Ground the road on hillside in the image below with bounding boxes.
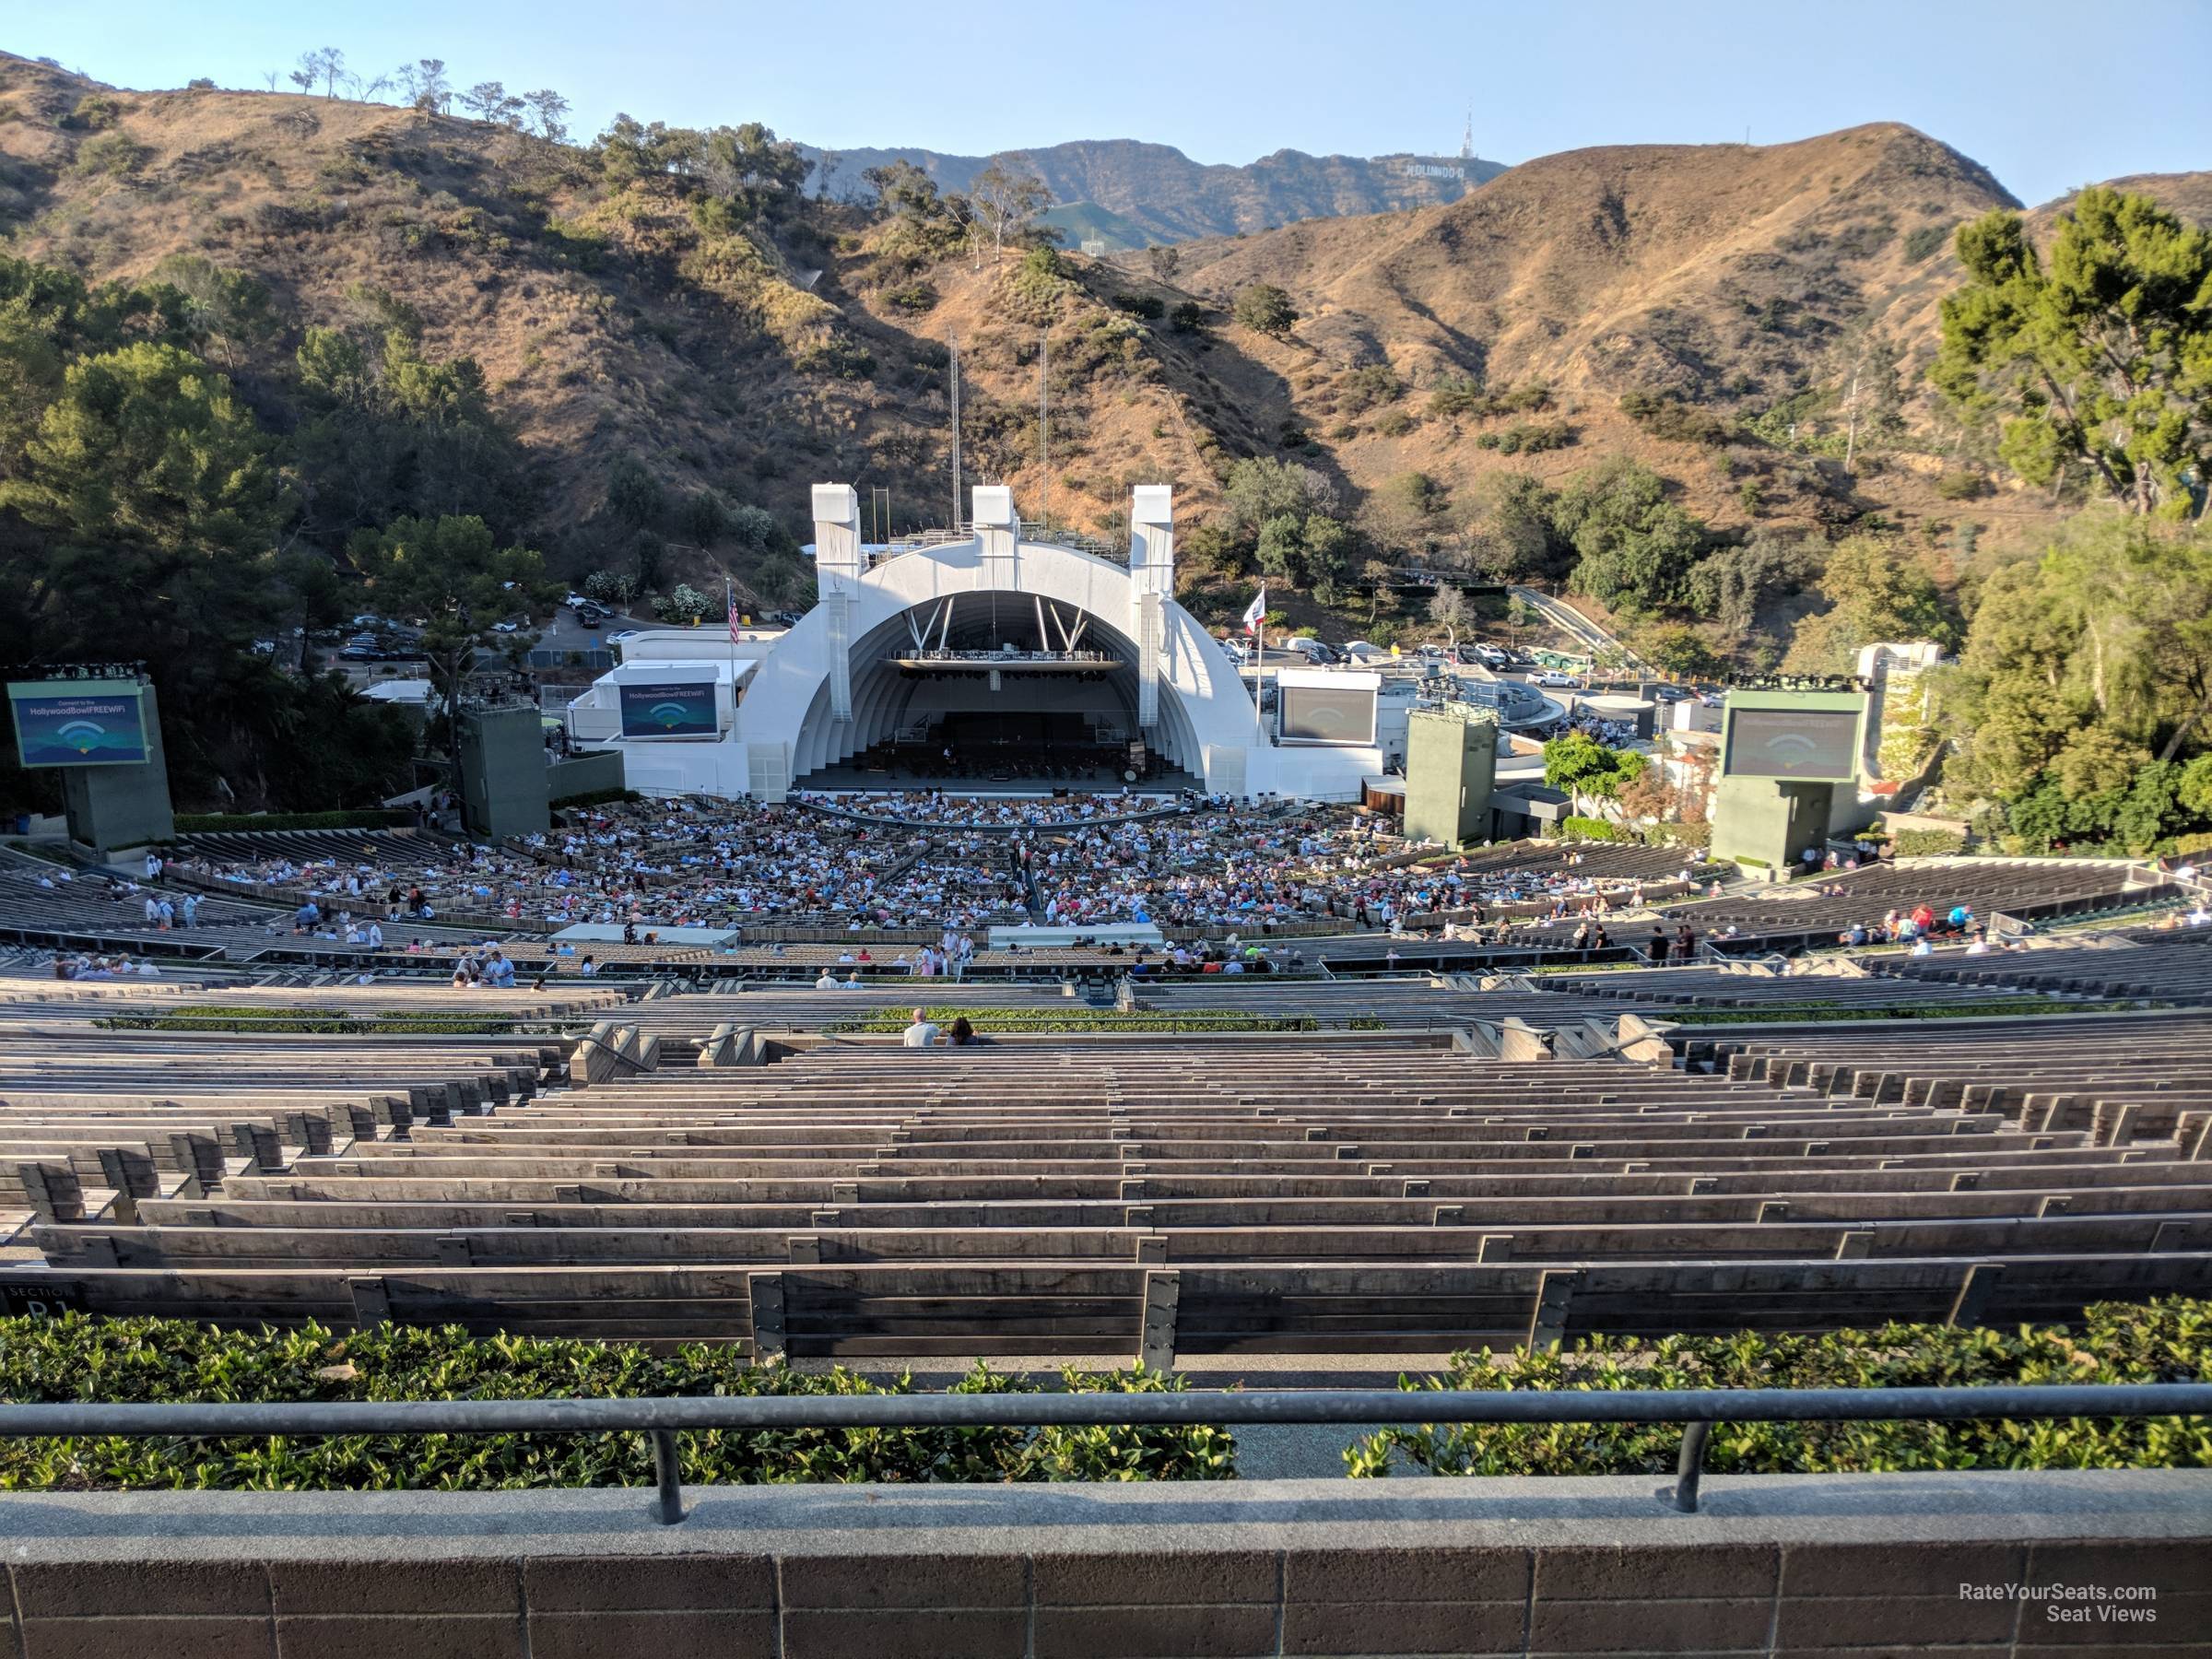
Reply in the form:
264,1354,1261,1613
1507,585,1644,669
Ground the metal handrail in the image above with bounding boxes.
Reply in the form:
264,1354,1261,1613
0,1383,2202,1526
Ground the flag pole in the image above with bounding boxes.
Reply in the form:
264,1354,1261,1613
1252,591,1264,740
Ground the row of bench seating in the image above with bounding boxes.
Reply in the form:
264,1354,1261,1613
2,996,2204,1359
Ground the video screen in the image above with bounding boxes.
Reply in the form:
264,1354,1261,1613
1279,684,1377,746
8,681,149,768
1724,708,1859,780
618,680,718,737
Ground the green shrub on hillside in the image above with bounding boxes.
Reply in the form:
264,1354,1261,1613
1558,816,1622,841
1347,1297,2212,1477
1892,827,1968,856
0,1317,1234,1489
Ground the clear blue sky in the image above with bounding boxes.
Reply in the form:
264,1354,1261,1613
13,0,2206,206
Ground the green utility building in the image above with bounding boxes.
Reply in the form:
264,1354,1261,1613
1404,706,1498,849
1709,688,1870,872
457,704,551,842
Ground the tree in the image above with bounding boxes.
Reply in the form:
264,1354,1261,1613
0,342,288,706
968,159,1051,265
1947,517,2212,804
692,123,808,224
460,81,524,128
1684,529,1815,636
866,159,942,220
604,453,665,532
1635,621,1724,681
1543,730,1647,816
148,254,276,370
1934,186,2212,517
811,149,841,200
1551,458,1706,615
653,582,713,625
289,48,346,98
1147,246,1181,285
582,568,639,610
347,513,553,757
1829,318,1903,474
1429,586,1472,652
1470,472,1569,583
394,59,451,121
1222,456,1338,537
1783,535,1957,675
1232,283,1297,336
521,89,571,146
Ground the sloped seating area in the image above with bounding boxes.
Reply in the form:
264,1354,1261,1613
1528,962,2057,1011
1668,1008,2212,1148
1661,858,2148,947
1876,922,2212,1003
4,1004,2204,1359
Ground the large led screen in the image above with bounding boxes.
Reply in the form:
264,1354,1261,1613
618,680,718,737
1278,684,1378,747
1724,708,1860,781
7,681,150,768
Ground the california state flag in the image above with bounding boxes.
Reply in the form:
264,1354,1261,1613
1241,589,1266,635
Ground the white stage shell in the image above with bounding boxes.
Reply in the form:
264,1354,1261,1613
564,485,1385,802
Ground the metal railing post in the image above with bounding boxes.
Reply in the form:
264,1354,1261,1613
650,1429,685,1524
1669,1419,1712,1512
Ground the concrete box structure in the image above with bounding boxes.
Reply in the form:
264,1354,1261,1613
457,705,550,841
54,681,175,853
1405,705,1499,848
1711,689,1871,869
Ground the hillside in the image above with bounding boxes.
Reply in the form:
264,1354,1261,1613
2,52,2202,615
804,139,1510,248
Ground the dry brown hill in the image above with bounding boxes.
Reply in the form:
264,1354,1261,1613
2,52,2203,604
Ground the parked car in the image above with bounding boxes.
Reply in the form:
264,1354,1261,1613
1533,670,1583,688
491,619,525,634
1283,637,1338,665
574,603,611,627
606,629,641,645
565,592,590,608
1652,684,1693,703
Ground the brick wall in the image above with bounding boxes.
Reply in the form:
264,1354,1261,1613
2,1470,2205,1657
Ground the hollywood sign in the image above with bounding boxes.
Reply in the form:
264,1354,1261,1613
1397,161,1465,181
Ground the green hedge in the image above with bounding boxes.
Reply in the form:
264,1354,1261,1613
1559,816,1622,842
1893,828,1969,857
1347,1297,2211,1477
171,810,413,834
818,1007,1371,1035
93,1006,542,1035
0,1316,1233,1490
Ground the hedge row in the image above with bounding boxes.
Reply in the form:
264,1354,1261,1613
96,1016,535,1035
0,1317,1232,1490
171,810,414,833
93,1005,543,1036
1,1302,2202,1492
1347,1296,2210,1477
818,1008,1354,1034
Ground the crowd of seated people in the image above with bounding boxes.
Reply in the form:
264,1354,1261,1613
791,788,1181,830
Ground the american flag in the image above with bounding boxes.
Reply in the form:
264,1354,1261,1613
726,579,741,642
